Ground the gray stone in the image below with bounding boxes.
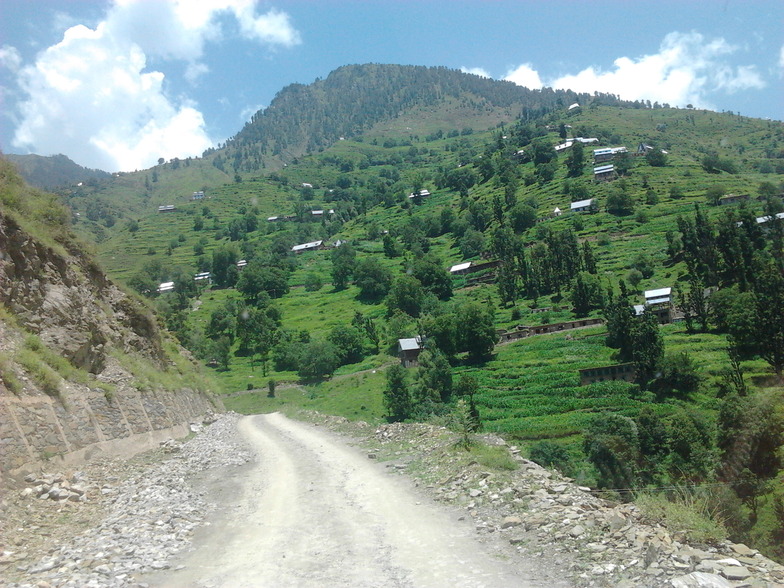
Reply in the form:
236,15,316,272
720,566,752,581
670,571,733,588
501,516,522,529
569,524,585,537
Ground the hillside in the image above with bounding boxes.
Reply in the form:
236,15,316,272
4,153,109,191
13,64,784,560
0,158,222,475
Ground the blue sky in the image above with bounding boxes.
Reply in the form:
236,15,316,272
1,0,782,172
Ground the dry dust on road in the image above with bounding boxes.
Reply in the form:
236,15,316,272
146,413,558,588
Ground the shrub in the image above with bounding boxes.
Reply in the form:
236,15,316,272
529,440,571,471
636,490,727,544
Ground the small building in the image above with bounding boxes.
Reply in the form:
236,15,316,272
568,102,581,111
756,212,784,226
398,336,424,368
574,137,599,144
718,194,750,206
157,281,174,293
267,216,281,222
191,191,205,200
236,259,248,269
579,363,636,386
644,287,673,324
593,164,616,182
311,209,335,217
570,198,595,213
408,189,431,199
636,143,654,155
157,205,176,213
301,183,313,188
552,207,562,217
449,261,473,275
291,240,324,253
593,147,627,163
194,272,211,283
555,140,574,152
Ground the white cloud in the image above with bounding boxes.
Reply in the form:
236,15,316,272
460,67,491,78
10,0,301,171
503,63,543,89
502,32,766,109
779,45,784,71
547,32,765,107
0,45,22,72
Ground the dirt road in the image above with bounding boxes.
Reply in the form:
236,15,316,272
146,413,556,588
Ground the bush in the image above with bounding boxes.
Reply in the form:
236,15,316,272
529,440,571,471
636,490,727,544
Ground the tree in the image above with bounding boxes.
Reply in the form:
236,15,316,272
211,244,240,288
416,349,453,405
570,272,604,317
565,141,585,177
236,305,278,374
645,149,667,167
508,203,537,233
454,374,480,431
456,302,497,362
297,339,340,379
652,352,701,397
327,324,365,365
386,274,425,317
411,255,452,300
583,414,640,491
331,242,356,290
236,262,289,301
353,257,393,300
384,364,412,422
629,311,664,386
606,188,635,216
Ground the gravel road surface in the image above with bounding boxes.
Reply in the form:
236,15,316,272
147,413,544,588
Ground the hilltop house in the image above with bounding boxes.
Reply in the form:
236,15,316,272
579,363,636,386
408,189,431,199
157,205,176,213
191,191,205,200
157,281,174,293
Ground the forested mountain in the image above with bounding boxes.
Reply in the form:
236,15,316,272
221,64,634,172
4,153,109,191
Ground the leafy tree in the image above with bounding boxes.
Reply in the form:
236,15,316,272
583,413,640,490
211,244,240,288
386,274,425,318
456,302,497,362
304,272,323,292
236,305,278,374
331,242,356,290
384,364,412,422
635,407,669,484
529,440,571,471
630,311,664,386
665,408,715,481
705,185,726,206
454,374,480,431
327,324,365,365
411,255,452,300
236,261,289,301
606,188,635,216
297,339,340,379
652,352,701,397
604,294,636,352
508,203,537,233
570,271,604,317
645,149,667,167
416,349,453,404
458,228,485,259
353,257,393,300
565,141,585,177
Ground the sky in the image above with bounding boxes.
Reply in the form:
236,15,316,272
1,0,782,173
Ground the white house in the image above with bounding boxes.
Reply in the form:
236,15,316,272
449,261,473,275
157,281,174,293
292,240,324,253
157,205,176,213
593,147,627,163
594,164,616,182
570,198,595,212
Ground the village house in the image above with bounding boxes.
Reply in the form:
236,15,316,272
398,336,424,368
570,198,596,213
408,189,431,199
157,205,176,213
157,281,174,293
291,240,324,253
593,164,616,182
644,287,673,324
191,191,205,200
593,147,627,163
718,193,750,206
449,259,502,276
236,259,248,269
579,363,636,386
194,272,211,284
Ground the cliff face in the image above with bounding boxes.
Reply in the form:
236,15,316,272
0,209,220,475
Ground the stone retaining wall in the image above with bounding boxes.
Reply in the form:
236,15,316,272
0,385,219,476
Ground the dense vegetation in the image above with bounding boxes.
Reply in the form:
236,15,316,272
7,64,784,560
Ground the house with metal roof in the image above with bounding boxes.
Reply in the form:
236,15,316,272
398,336,424,367
593,164,616,182
157,281,175,293
644,287,673,323
291,240,324,253
593,147,627,163
570,198,595,213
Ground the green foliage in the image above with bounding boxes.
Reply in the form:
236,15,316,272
384,363,412,422
653,352,701,397
327,324,365,366
353,256,393,300
297,339,340,379
0,353,22,394
583,413,640,490
636,490,727,544
529,440,571,471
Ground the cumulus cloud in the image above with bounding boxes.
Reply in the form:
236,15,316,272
503,63,543,89
11,0,301,171
460,67,491,78
503,32,765,109
0,45,22,72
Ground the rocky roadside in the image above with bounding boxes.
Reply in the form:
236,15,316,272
304,413,784,588
0,413,252,588
1,411,783,588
